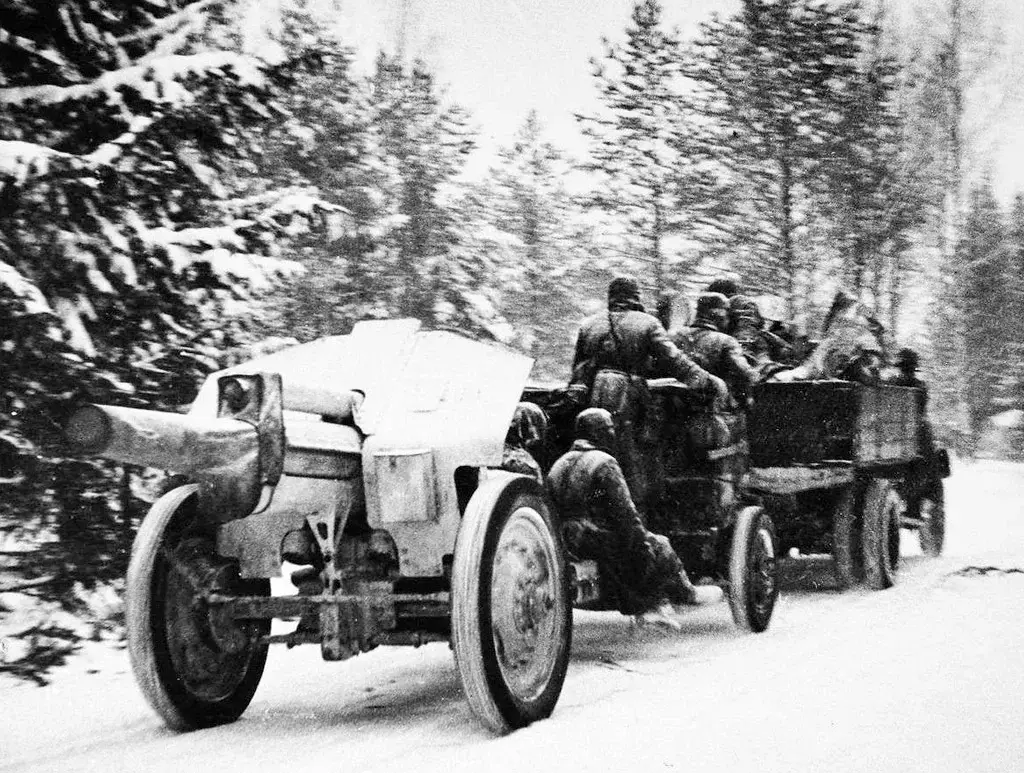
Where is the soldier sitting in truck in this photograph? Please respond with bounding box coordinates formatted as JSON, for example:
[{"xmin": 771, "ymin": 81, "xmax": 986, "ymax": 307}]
[
  {"xmin": 547, "ymin": 408, "xmax": 719, "ymax": 628},
  {"xmin": 728, "ymin": 295, "xmax": 796, "ymax": 373},
  {"xmin": 887, "ymin": 347, "xmax": 925, "ymax": 389},
  {"xmin": 672, "ymin": 292, "xmax": 760, "ymax": 408}
]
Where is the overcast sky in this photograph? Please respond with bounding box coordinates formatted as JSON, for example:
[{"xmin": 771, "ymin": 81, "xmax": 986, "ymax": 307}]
[
  {"xmin": 331, "ymin": 0, "xmax": 1024, "ymax": 200},
  {"xmin": 337, "ymin": 0, "xmax": 734, "ymax": 167}
]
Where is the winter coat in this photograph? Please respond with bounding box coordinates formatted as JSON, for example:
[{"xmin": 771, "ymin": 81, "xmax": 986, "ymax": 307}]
[
  {"xmin": 570, "ymin": 308, "xmax": 713, "ymax": 508},
  {"xmin": 571, "ymin": 308, "xmax": 710, "ymax": 390},
  {"xmin": 500, "ymin": 445, "xmax": 543, "ymax": 484},
  {"xmin": 673, "ymin": 322, "xmax": 758, "ymax": 405},
  {"xmin": 546, "ymin": 439, "xmax": 689, "ymax": 614}
]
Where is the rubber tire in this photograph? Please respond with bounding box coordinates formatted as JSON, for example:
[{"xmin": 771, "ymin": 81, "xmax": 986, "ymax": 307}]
[
  {"xmin": 830, "ymin": 485, "xmax": 863, "ymax": 589},
  {"xmin": 126, "ymin": 485, "xmax": 270, "ymax": 730},
  {"xmin": 728, "ymin": 506, "xmax": 779, "ymax": 633},
  {"xmin": 918, "ymin": 483, "xmax": 946, "ymax": 557},
  {"xmin": 451, "ymin": 472, "xmax": 572, "ymax": 734},
  {"xmin": 861, "ymin": 479, "xmax": 903, "ymax": 590}
]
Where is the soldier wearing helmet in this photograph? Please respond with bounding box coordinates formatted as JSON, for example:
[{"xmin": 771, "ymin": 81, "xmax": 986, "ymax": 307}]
[
  {"xmin": 546, "ymin": 408, "xmax": 718, "ymax": 625},
  {"xmin": 728, "ymin": 294, "xmax": 795, "ymax": 374},
  {"xmin": 672, "ymin": 292, "xmax": 759, "ymax": 407},
  {"xmin": 889, "ymin": 347, "xmax": 925, "ymax": 389},
  {"xmin": 500, "ymin": 402, "xmax": 548, "ymax": 483},
  {"xmin": 569, "ymin": 276, "xmax": 726, "ymax": 512}
]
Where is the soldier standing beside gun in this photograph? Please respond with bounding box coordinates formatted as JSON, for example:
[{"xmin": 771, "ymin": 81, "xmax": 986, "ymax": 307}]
[{"xmin": 569, "ymin": 276, "xmax": 727, "ymax": 514}]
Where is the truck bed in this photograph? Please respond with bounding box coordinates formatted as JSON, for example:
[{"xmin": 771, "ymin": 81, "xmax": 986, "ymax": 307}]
[{"xmin": 748, "ymin": 381, "xmax": 924, "ymax": 468}]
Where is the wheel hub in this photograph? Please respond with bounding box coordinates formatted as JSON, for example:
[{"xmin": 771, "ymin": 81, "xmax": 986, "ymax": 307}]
[
  {"xmin": 490, "ymin": 507, "xmax": 563, "ymax": 703},
  {"xmin": 751, "ymin": 528, "xmax": 777, "ymax": 615},
  {"xmin": 162, "ymin": 538, "xmax": 259, "ymax": 701}
]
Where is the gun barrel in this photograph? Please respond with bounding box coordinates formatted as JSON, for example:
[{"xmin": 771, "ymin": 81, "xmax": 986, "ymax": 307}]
[
  {"xmin": 65, "ymin": 404, "xmax": 257, "ymax": 473},
  {"xmin": 281, "ymin": 382, "xmax": 363, "ymax": 421}
]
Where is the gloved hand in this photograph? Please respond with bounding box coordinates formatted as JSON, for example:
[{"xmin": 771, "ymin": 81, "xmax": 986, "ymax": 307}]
[
  {"xmin": 565, "ymin": 383, "xmax": 589, "ymax": 407},
  {"xmin": 707, "ymin": 374, "xmax": 729, "ymax": 411}
]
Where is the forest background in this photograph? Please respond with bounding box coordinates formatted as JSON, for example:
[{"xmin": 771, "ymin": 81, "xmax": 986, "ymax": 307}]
[{"xmin": 1, "ymin": 0, "xmax": 1023, "ymax": 677}]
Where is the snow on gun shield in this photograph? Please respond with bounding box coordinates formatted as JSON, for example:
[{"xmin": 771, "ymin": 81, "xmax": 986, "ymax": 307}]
[{"xmin": 62, "ymin": 320, "xmax": 572, "ymax": 735}]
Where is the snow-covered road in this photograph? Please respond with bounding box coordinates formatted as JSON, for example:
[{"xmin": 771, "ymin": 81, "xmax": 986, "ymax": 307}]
[{"xmin": 3, "ymin": 461, "xmax": 1024, "ymax": 773}]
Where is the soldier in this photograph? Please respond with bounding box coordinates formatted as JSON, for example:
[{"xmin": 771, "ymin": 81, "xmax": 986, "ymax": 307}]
[
  {"xmin": 888, "ymin": 347, "xmax": 925, "ymax": 389},
  {"xmin": 500, "ymin": 402, "xmax": 547, "ymax": 484},
  {"xmin": 673, "ymin": 292, "xmax": 759, "ymax": 407},
  {"xmin": 886, "ymin": 347, "xmax": 935, "ymax": 450},
  {"xmin": 570, "ymin": 276, "xmax": 726, "ymax": 511},
  {"xmin": 728, "ymin": 294, "xmax": 795, "ymax": 374},
  {"xmin": 546, "ymin": 408, "xmax": 718, "ymax": 627}
]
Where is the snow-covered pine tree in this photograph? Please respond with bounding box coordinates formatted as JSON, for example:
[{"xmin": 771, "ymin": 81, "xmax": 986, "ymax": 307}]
[
  {"xmin": 246, "ymin": 2, "xmax": 403, "ymax": 339},
  {"xmin": 1004, "ymin": 195, "xmax": 1024, "ymax": 456},
  {"xmin": 959, "ymin": 182, "xmax": 1014, "ymax": 441},
  {"xmin": 685, "ymin": 0, "xmax": 877, "ymax": 318},
  {"xmin": 477, "ymin": 111, "xmax": 598, "ymax": 377},
  {"xmin": 578, "ymin": 0, "xmax": 705, "ymax": 297},
  {"xmin": 819, "ymin": 17, "xmax": 925, "ymax": 334},
  {"xmin": 370, "ymin": 53, "xmax": 500, "ymax": 336},
  {"xmin": 895, "ymin": 0, "xmax": 1011, "ymax": 452},
  {"xmin": 0, "ymin": 0, "xmax": 334, "ymax": 679},
  {"xmin": 929, "ymin": 180, "xmax": 1011, "ymax": 456}
]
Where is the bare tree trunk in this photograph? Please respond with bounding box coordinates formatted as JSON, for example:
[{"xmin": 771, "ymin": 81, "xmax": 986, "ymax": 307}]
[
  {"xmin": 652, "ymin": 192, "xmax": 665, "ymax": 296},
  {"xmin": 942, "ymin": 0, "xmax": 972, "ymax": 449},
  {"xmin": 888, "ymin": 246, "xmax": 902, "ymax": 341},
  {"xmin": 779, "ymin": 156, "xmax": 797, "ymax": 319},
  {"xmin": 871, "ymin": 245, "xmax": 884, "ymax": 318}
]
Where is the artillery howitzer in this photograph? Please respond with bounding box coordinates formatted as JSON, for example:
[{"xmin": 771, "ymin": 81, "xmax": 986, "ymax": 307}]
[{"xmin": 65, "ymin": 320, "xmax": 571, "ymax": 734}]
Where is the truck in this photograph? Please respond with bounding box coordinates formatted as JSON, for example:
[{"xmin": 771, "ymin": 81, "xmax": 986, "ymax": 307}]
[{"xmin": 746, "ymin": 380, "xmax": 950, "ymax": 589}]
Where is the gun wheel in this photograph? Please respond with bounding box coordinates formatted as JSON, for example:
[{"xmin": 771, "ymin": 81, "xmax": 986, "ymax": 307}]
[
  {"xmin": 861, "ymin": 479, "xmax": 903, "ymax": 590},
  {"xmin": 452, "ymin": 474, "xmax": 572, "ymax": 734},
  {"xmin": 127, "ymin": 485, "xmax": 270, "ymax": 731},
  {"xmin": 728, "ymin": 506, "xmax": 779, "ymax": 633}
]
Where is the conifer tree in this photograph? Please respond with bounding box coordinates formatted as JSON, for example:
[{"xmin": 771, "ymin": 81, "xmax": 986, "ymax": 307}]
[
  {"xmin": 249, "ymin": 4, "xmax": 397, "ymax": 339},
  {"xmin": 821, "ymin": 19, "xmax": 924, "ymax": 332},
  {"xmin": 0, "ymin": 0, "xmax": 333, "ymax": 678},
  {"xmin": 578, "ymin": 0, "xmax": 703, "ymax": 295},
  {"xmin": 477, "ymin": 111, "xmax": 597, "ymax": 377},
  {"xmin": 1003, "ymin": 194, "xmax": 1024, "ymax": 456},
  {"xmin": 370, "ymin": 53, "xmax": 499, "ymax": 336},
  {"xmin": 949, "ymin": 181, "xmax": 1012, "ymax": 443},
  {"xmin": 685, "ymin": 0, "xmax": 874, "ymax": 317}
]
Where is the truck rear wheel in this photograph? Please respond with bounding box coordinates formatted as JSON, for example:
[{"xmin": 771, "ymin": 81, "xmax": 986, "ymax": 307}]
[
  {"xmin": 728, "ymin": 506, "xmax": 779, "ymax": 633},
  {"xmin": 451, "ymin": 473, "xmax": 572, "ymax": 734},
  {"xmin": 127, "ymin": 485, "xmax": 270, "ymax": 730},
  {"xmin": 917, "ymin": 484, "xmax": 946, "ymax": 557},
  {"xmin": 861, "ymin": 479, "xmax": 902, "ymax": 590},
  {"xmin": 830, "ymin": 485, "xmax": 863, "ymax": 589}
]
